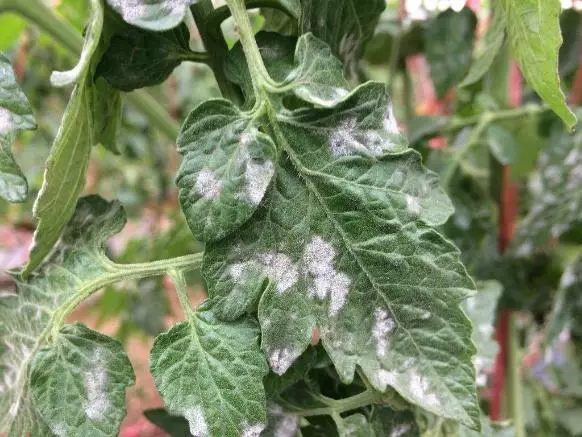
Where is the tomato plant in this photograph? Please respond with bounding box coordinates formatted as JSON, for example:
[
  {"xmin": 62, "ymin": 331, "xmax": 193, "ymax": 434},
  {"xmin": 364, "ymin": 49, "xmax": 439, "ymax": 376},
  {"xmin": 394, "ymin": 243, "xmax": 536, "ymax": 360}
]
[{"xmin": 0, "ymin": 0, "xmax": 581, "ymax": 436}]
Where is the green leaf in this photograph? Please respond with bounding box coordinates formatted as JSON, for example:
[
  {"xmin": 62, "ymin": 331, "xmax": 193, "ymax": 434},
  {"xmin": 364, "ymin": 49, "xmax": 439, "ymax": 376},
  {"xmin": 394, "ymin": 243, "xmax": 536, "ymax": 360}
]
[
  {"xmin": 486, "ymin": 125, "xmax": 519, "ymax": 165},
  {"xmin": 300, "ymin": 0, "xmax": 385, "ymax": 77},
  {"xmin": 29, "ymin": 323, "xmax": 135, "ymax": 437},
  {"xmin": 500, "ymin": 0, "xmax": 576, "ymax": 129},
  {"xmin": 0, "ymin": 52, "xmax": 36, "ymax": 203},
  {"xmin": 338, "ymin": 413, "xmax": 375, "ymax": 437},
  {"xmin": 0, "ymin": 196, "xmax": 128, "ymax": 436},
  {"xmin": 144, "ymin": 409, "xmax": 191, "ymax": 437},
  {"xmin": 457, "ymin": 416, "xmax": 515, "ymax": 437},
  {"xmin": 512, "ymin": 115, "xmax": 582, "ymax": 255},
  {"xmin": 460, "ymin": 6, "xmax": 506, "ymax": 87},
  {"xmin": 369, "ymin": 406, "xmax": 419, "ymax": 437},
  {"xmin": 97, "ymin": 22, "xmax": 199, "ymax": 91},
  {"xmin": 462, "ymin": 280, "xmax": 502, "ymax": 387},
  {"xmin": 203, "ymin": 83, "xmax": 479, "ymax": 428},
  {"xmin": 24, "ymin": 0, "xmax": 119, "ymax": 275},
  {"xmin": 106, "ymin": 0, "xmax": 197, "ymax": 31},
  {"xmin": 176, "ymin": 99, "xmax": 277, "ymax": 242},
  {"xmin": 149, "ymin": 301, "xmax": 269, "ymax": 437},
  {"xmin": 425, "ymin": 8, "xmax": 477, "ymax": 98}
]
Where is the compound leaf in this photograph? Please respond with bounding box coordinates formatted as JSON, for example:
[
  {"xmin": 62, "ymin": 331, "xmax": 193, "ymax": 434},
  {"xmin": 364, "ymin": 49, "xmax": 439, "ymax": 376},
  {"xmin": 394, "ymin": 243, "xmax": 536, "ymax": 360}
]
[
  {"xmin": 300, "ymin": 0, "xmax": 385, "ymax": 77},
  {"xmin": 176, "ymin": 99, "xmax": 277, "ymax": 242},
  {"xmin": 501, "ymin": 0, "xmax": 576, "ymax": 129},
  {"xmin": 203, "ymin": 82, "xmax": 479, "ymax": 428},
  {"xmin": 29, "ymin": 323, "xmax": 135, "ymax": 437},
  {"xmin": 0, "ymin": 52, "xmax": 36, "ymax": 203},
  {"xmin": 97, "ymin": 22, "xmax": 198, "ymax": 91},
  {"xmin": 0, "ymin": 196, "xmax": 128, "ymax": 436},
  {"xmin": 106, "ymin": 0, "xmax": 198, "ymax": 31},
  {"xmin": 149, "ymin": 301, "xmax": 268, "ymax": 437},
  {"xmin": 425, "ymin": 7, "xmax": 477, "ymax": 98}
]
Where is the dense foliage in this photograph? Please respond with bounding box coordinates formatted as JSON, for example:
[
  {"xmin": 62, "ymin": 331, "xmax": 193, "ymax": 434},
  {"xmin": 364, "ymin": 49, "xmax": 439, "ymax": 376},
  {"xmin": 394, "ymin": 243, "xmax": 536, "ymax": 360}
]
[{"xmin": 1, "ymin": 0, "xmax": 582, "ymax": 436}]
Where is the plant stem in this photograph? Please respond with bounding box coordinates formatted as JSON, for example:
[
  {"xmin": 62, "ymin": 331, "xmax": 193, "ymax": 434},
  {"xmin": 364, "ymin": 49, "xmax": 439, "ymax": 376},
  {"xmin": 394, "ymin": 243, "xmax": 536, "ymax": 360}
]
[
  {"xmin": 0, "ymin": 0, "xmax": 181, "ymax": 141},
  {"xmin": 508, "ymin": 313, "xmax": 526, "ymax": 437},
  {"xmin": 443, "ymin": 104, "xmax": 547, "ymax": 134},
  {"xmin": 191, "ymin": 0, "xmax": 242, "ymax": 105},
  {"xmin": 294, "ymin": 389, "xmax": 381, "ymax": 417},
  {"xmin": 212, "ymin": 0, "xmax": 298, "ymax": 27},
  {"xmin": 169, "ymin": 268, "xmax": 194, "ymax": 317},
  {"xmin": 226, "ymin": 0, "xmax": 274, "ymax": 100}
]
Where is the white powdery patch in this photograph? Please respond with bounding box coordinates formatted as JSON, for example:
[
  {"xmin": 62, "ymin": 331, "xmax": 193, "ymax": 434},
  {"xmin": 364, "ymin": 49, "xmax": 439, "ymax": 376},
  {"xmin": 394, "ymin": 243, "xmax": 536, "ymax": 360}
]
[
  {"xmin": 240, "ymin": 422, "xmax": 265, "ymax": 437},
  {"xmin": 295, "ymin": 87, "xmax": 349, "ymax": 107},
  {"xmin": 0, "ymin": 107, "xmax": 12, "ymax": 133},
  {"xmin": 383, "ymin": 104, "xmax": 400, "ymax": 135},
  {"xmin": 329, "ymin": 118, "xmax": 398, "ymax": 158},
  {"xmin": 409, "ymin": 370, "xmax": 440, "ymax": 407},
  {"xmin": 376, "ymin": 369, "xmax": 397, "ymax": 388},
  {"xmin": 229, "ymin": 263, "xmax": 247, "ymax": 282},
  {"xmin": 257, "ymin": 252, "xmax": 299, "ymax": 294},
  {"xmin": 107, "ymin": 0, "xmax": 148, "ymax": 22},
  {"xmin": 268, "ymin": 348, "xmax": 296, "ymax": 375},
  {"xmin": 195, "ymin": 169, "xmax": 222, "ymax": 199},
  {"xmin": 303, "ymin": 236, "xmax": 351, "ymax": 316},
  {"xmin": 241, "ymin": 160, "xmax": 274, "ymax": 206},
  {"xmin": 50, "ymin": 423, "xmax": 67, "ymax": 437},
  {"xmin": 391, "ymin": 423, "xmax": 411, "ymax": 437},
  {"xmin": 372, "ymin": 309, "xmax": 395, "ymax": 357},
  {"xmin": 275, "ymin": 415, "xmax": 299, "ymax": 437},
  {"xmin": 405, "ymin": 195, "xmax": 421, "ymax": 216},
  {"xmin": 184, "ymin": 405, "xmax": 209, "ymax": 437},
  {"xmin": 84, "ymin": 348, "xmax": 111, "ymax": 420}
]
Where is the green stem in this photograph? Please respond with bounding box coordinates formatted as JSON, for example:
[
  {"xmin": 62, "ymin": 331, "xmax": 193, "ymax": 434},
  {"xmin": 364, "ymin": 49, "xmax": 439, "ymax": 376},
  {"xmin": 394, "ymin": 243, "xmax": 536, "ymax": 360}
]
[
  {"xmin": 191, "ymin": 0, "xmax": 242, "ymax": 104},
  {"xmin": 509, "ymin": 313, "xmax": 526, "ymax": 437},
  {"xmin": 226, "ymin": 0, "xmax": 275, "ymax": 100},
  {"xmin": 387, "ymin": 30, "xmax": 403, "ymax": 97},
  {"xmin": 212, "ymin": 0, "xmax": 297, "ymax": 27},
  {"xmin": 169, "ymin": 268, "xmax": 194, "ymax": 317},
  {"xmin": 294, "ymin": 389, "xmax": 381, "ymax": 417},
  {"xmin": 0, "ymin": 0, "xmax": 181, "ymax": 141}
]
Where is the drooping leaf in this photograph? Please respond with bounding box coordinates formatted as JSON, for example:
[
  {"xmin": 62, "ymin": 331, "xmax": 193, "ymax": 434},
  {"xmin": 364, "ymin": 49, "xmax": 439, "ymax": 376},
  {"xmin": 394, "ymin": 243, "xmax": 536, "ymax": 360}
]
[
  {"xmin": 29, "ymin": 323, "xmax": 135, "ymax": 437},
  {"xmin": 176, "ymin": 99, "xmax": 277, "ymax": 242},
  {"xmin": 500, "ymin": 0, "xmax": 577, "ymax": 129},
  {"xmin": 300, "ymin": 0, "xmax": 385, "ymax": 77},
  {"xmin": 202, "ymin": 82, "xmax": 479, "ymax": 428},
  {"xmin": 0, "ymin": 52, "xmax": 36, "ymax": 203},
  {"xmin": 486, "ymin": 125, "xmax": 519, "ymax": 165},
  {"xmin": 97, "ymin": 22, "xmax": 200, "ymax": 91},
  {"xmin": 149, "ymin": 301, "xmax": 269, "ymax": 437},
  {"xmin": 460, "ymin": 6, "xmax": 506, "ymax": 87},
  {"xmin": 369, "ymin": 406, "xmax": 419, "ymax": 437},
  {"xmin": 462, "ymin": 281, "xmax": 502, "ymax": 387},
  {"xmin": 106, "ymin": 0, "xmax": 198, "ymax": 31},
  {"xmin": 512, "ymin": 114, "xmax": 582, "ymax": 255},
  {"xmin": 144, "ymin": 409, "xmax": 191, "ymax": 437},
  {"xmin": 425, "ymin": 7, "xmax": 477, "ymax": 98},
  {"xmin": 25, "ymin": 0, "xmax": 120, "ymax": 275},
  {"xmin": 0, "ymin": 196, "xmax": 128, "ymax": 436}
]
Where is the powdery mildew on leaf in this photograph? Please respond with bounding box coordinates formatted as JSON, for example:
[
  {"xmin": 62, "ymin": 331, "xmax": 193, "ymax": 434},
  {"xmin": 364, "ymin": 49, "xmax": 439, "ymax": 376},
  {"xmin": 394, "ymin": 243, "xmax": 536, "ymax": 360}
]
[
  {"xmin": 372, "ymin": 309, "xmax": 396, "ymax": 358},
  {"xmin": 241, "ymin": 422, "xmax": 265, "ymax": 437},
  {"xmin": 84, "ymin": 349, "xmax": 111, "ymax": 420},
  {"xmin": 184, "ymin": 406, "xmax": 209, "ymax": 437},
  {"xmin": 195, "ymin": 169, "xmax": 222, "ymax": 199},
  {"xmin": 107, "ymin": 0, "xmax": 197, "ymax": 31}
]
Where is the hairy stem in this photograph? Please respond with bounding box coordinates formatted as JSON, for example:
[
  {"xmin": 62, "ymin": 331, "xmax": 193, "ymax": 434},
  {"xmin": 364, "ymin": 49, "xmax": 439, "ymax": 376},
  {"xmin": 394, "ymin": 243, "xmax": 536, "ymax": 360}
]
[
  {"xmin": 293, "ymin": 389, "xmax": 381, "ymax": 417},
  {"xmin": 0, "ymin": 0, "xmax": 181, "ymax": 141},
  {"xmin": 169, "ymin": 268, "xmax": 194, "ymax": 317}
]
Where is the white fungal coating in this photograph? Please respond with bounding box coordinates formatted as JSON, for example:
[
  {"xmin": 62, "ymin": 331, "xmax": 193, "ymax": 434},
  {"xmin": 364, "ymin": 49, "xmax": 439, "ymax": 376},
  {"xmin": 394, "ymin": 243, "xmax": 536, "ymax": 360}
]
[
  {"xmin": 383, "ymin": 104, "xmax": 400, "ymax": 134},
  {"xmin": 50, "ymin": 423, "xmax": 67, "ymax": 437},
  {"xmin": 391, "ymin": 424, "xmax": 411, "ymax": 437},
  {"xmin": 0, "ymin": 107, "xmax": 12, "ymax": 133},
  {"xmin": 405, "ymin": 195, "xmax": 421, "ymax": 216},
  {"xmin": 329, "ymin": 118, "xmax": 398, "ymax": 158},
  {"xmin": 275, "ymin": 415, "xmax": 299, "ymax": 437},
  {"xmin": 257, "ymin": 252, "xmax": 299, "ymax": 294},
  {"xmin": 372, "ymin": 309, "xmax": 395, "ymax": 357},
  {"xmin": 240, "ymin": 422, "xmax": 265, "ymax": 437},
  {"xmin": 304, "ymin": 236, "xmax": 351, "ymax": 316},
  {"xmin": 376, "ymin": 369, "xmax": 397, "ymax": 388},
  {"xmin": 84, "ymin": 349, "xmax": 110, "ymax": 420},
  {"xmin": 184, "ymin": 405, "xmax": 209, "ymax": 437},
  {"xmin": 409, "ymin": 370, "xmax": 440, "ymax": 407},
  {"xmin": 195, "ymin": 169, "xmax": 222, "ymax": 199},
  {"xmin": 229, "ymin": 263, "xmax": 247, "ymax": 282},
  {"xmin": 242, "ymin": 160, "xmax": 274, "ymax": 206},
  {"xmin": 268, "ymin": 348, "xmax": 296, "ymax": 375}
]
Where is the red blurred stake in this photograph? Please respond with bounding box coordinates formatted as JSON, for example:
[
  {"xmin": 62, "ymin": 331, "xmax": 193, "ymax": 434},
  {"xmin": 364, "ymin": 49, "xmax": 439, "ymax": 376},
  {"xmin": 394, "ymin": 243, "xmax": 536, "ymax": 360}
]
[{"xmin": 490, "ymin": 62, "xmax": 522, "ymax": 421}]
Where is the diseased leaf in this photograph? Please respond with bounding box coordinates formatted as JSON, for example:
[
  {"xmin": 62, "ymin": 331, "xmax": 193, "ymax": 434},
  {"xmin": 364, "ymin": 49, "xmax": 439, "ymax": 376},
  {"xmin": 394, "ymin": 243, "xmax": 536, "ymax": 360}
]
[
  {"xmin": 460, "ymin": 6, "xmax": 506, "ymax": 87},
  {"xmin": 513, "ymin": 114, "xmax": 582, "ymax": 255},
  {"xmin": 25, "ymin": 0, "xmax": 120, "ymax": 275},
  {"xmin": 176, "ymin": 99, "xmax": 277, "ymax": 242},
  {"xmin": 300, "ymin": 0, "xmax": 385, "ymax": 77},
  {"xmin": 260, "ymin": 404, "xmax": 300, "ymax": 437},
  {"xmin": 462, "ymin": 281, "xmax": 502, "ymax": 387},
  {"xmin": 0, "ymin": 196, "xmax": 128, "ymax": 436},
  {"xmin": 0, "ymin": 52, "xmax": 36, "ymax": 203},
  {"xmin": 500, "ymin": 0, "xmax": 576, "ymax": 129},
  {"xmin": 149, "ymin": 301, "xmax": 269, "ymax": 437},
  {"xmin": 97, "ymin": 22, "xmax": 198, "ymax": 91},
  {"xmin": 486, "ymin": 125, "xmax": 519, "ymax": 165},
  {"xmin": 106, "ymin": 0, "xmax": 198, "ymax": 31},
  {"xmin": 202, "ymin": 82, "xmax": 479, "ymax": 428},
  {"xmin": 425, "ymin": 8, "xmax": 477, "ymax": 98},
  {"xmin": 29, "ymin": 323, "xmax": 135, "ymax": 437},
  {"xmin": 338, "ymin": 413, "xmax": 375, "ymax": 437},
  {"xmin": 369, "ymin": 406, "xmax": 419, "ymax": 437}
]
